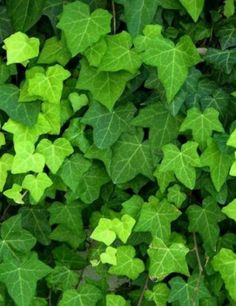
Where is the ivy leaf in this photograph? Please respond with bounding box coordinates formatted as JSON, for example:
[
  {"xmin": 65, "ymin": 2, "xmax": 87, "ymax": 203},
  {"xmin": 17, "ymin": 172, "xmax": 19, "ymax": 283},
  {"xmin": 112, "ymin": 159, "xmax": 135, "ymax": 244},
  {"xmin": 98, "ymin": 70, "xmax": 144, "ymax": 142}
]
[
  {"xmin": 167, "ymin": 184, "xmax": 186, "ymax": 208},
  {"xmin": 109, "ymin": 245, "xmax": 145, "ymax": 280},
  {"xmin": 179, "ymin": 0, "xmax": 204, "ymax": 22},
  {"xmin": 148, "ymin": 237, "xmax": 189, "ymax": 281},
  {"xmin": 204, "ymin": 48, "xmax": 236, "ymax": 74},
  {"xmin": 57, "ymin": 1, "xmax": 111, "ymax": 57},
  {"xmin": 110, "ymin": 128, "xmax": 153, "ymax": 184},
  {"xmin": 11, "ymin": 141, "xmax": 45, "ymax": 174},
  {"xmin": 27, "ymin": 64, "xmax": 70, "ymax": 104},
  {"xmin": 36, "ymin": 138, "xmax": 73, "ymax": 174},
  {"xmin": 47, "ymin": 265, "xmax": 78, "ymax": 291},
  {"xmin": 82, "ymin": 102, "xmax": 136, "ymax": 149},
  {"xmin": 180, "ymin": 107, "xmax": 224, "ymax": 148},
  {"xmin": 3, "ymin": 32, "xmax": 39, "ymax": 65},
  {"xmin": 154, "ymin": 165, "xmax": 175, "ymax": 193},
  {"xmin": 116, "ymin": 0, "xmax": 159, "ymax": 36},
  {"xmin": 49, "ymin": 202, "xmax": 85, "ymax": 249},
  {"xmin": 217, "ymin": 24, "xmax": 236, "ymax": 50},
  {"xmin": 160, "ymin": 141, "xmax": 201, "ymax": 189},
  {"xmin": 6, "ymin": 0, "xmax": 45, "ymax": 32},
  {"xmin": 0, "ymin": 215, "xmax": 36, "ymax": 261},
  {"xmin": 98, "ymin": 31, "xmax": 142, "ymax": 73},
  {"xmin": 144, "ymin": 283, "xmax": 170, "ymax": 306},
  {"xmin": 224, "ymin": 0, "xmax": 235, "ymax": 18},
  {"xmin": 187, "ymin": 197, "xmax": 225, "ymax": 253},
  {"xmin": 58, "ymin": 153, "xmax": 91, "ymax": 192},
  {"xmin": 112, "ymin": 214, "xmax": 136, "ymax": 243},
  {"xmin": 100, "ymin": 246, "xmax": 117, "ymax": 265},
  {"xmin": 90, "ymin": 218, "xmax": 116, "ymax": 246},
  {"xmin": 0, "ymin": 153, "xmax": 13, "ymax": 191},
  {"xmin": 38, "ymin": 37, "xmax": 71, "ymax": 66},
  {"xmin": 134, "ymin": 196, "xmax": 181, "ymax": 241},
  {"xmin": 0, "ymin": 84, "xmax": 40, "ymax": 126},
  {"xmin": 222, "ymin": 199, "xmax": 236, "ymax": 222},
  {"xmin": 3, "ymin": 184, "xmax": 24, "ymax": 204},
  {"xmin": 0, "ymin": 252, "xmax": 51, "ymax": 306},
  {"xmin": 106, "ymin": 294, "xmax": 128, "ymax": 306},
  {"xmin": 168, "ymin": 275, "xmax": 210, "ymax": 306},
  {"xmin": 59, "ymin": 284, "xmax": 102, "ymax": 306},
  {"xmin": 142, "ymin": 35, "xmax": 201, "ymax": 102},
  {"xmin": 200, "ymin": 139, "xmax": 233, "ymax": 191},
  {"xmin": 77, "ymin": 59, "xmax": 133, "ymax": 110},
  {"xmin": 22, "ymin": 173, "xmax": 53, "ymax": 203},
  {"xmin": 212, "ymin": 248, "xmax": 236, "ymax": 302}
]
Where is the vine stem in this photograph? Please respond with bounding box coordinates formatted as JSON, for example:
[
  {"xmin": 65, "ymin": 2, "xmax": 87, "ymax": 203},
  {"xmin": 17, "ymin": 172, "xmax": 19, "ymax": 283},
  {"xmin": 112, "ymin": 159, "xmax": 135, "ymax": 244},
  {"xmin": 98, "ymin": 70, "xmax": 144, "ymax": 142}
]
[
  {"xmin": 111, "ymin": 1, "xmax": 116, "ymax": 34},
  {"xmin": 192, "ymin": 232, "xmax": 203, "ymax": 306},
  {"xmin": 137, "ymin": 275, "xmax": 149, "ymax": 306}
]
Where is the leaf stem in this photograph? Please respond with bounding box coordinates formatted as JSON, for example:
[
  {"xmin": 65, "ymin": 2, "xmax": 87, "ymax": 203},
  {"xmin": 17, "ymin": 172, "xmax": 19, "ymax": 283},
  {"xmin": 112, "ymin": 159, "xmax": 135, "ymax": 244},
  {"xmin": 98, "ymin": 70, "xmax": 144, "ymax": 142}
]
[
  {"xmin": 137, "ymin": 275, "xmax": 149, "ymax": 306},
  {"xmin": 111, "ymin": 1, "xmax": 116, "ymax": 34},
  {"xmin": 192, "ymin": 232, "xmax": 203, "ymax": 306}
]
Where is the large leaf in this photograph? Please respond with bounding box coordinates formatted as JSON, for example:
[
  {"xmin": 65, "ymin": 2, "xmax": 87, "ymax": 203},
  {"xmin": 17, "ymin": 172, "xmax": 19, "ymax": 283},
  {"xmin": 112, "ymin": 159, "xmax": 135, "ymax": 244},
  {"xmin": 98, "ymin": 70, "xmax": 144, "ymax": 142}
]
[{"xmin": 179, "ymin": 0, "xmax": 204, "ymax": 22}]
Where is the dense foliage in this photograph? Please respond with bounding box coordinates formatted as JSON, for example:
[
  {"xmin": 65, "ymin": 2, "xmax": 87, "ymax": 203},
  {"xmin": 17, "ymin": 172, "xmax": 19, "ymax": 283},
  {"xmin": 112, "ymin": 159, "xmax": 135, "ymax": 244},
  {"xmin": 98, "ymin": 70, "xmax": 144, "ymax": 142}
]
[{"xmin": 0, "ymin": 0, "xmax": 236, "ymax": 305}]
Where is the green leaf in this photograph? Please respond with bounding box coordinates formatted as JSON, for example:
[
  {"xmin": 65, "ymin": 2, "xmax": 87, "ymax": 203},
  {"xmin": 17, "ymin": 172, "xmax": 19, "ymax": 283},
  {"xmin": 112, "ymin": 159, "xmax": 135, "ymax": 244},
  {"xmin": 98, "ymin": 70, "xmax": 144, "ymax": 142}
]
[
  {"xmin": 204, "ymin": 48, "xmax": 236, "ymax": 74},
  {"xmin": 212, "ymin": 248, "xmax": 236, "ymax": 302},
  {"xmin": 168, "ymin": 275, "xmax": 210, "ymax": 306},
  {"xmin": 134, "ymin": 196, "xmax": 181, "ymax": 241},
  {"xmin": 187, "ymin": 197, "xmax": 225, "ymax": 252},
  {"xmin": 0, "ymin": 84, "xmax": 40, "ymax": 126},
  {"xmin": 142, "ymin": 35, "xmax": 201, "ymax": 102},
  {"xmin": 167, "ymin": 184, "xmax": 186, "ymax": 208},
  {"xmin": 180, "ymin": 107, "xmax": 224, "ymax": 148},
  {"xmin": 110, "ymin": 128, "xmax": 153, "ymax": 184},
  {"xmin": 12, "ymin": 141, "xmax": 45, "ymax": 174},
  {"xmin": 179, "ymin": 0, "xmax": 204, "ymax": 22},
  {"xmin": 27, "ymin": 64, "xmax": 70, "ymax": 104},
  {"xmin": 200, "ymin": 138, "xmax": 233, "ymax": 191},
  {"xmin": 160, "ymin": 141, "xmax": 201, "ymax": 189},
  {"xmin": 22, "ymin": 172, "xmax": 53, "ymax": 203},
  {"xmin": 100, "ymin": 246, "xmax": 117, "ymax": 265},
  {"xmin": 117, "ymin": 0, "xmax": 159, "ymax": 36},
  {"xmin": 90, "ymin": 218, "xmax": 116, "ymax": 246},
  {"xmin": 82, "ymin": 102, "xmax": 136, "ymax": 149},
  {"xmin": 6, "ymin": 0, "xmax": 46, "ymax": 32},
  {"xmin": 109, "ymin": 245, "xmax": 145, "ymax": 280},
  {"xmin": 0, "ymin": 252, "xmax": 51, "ymax": 306},
  {"xmin": 3, "ymin": 32, "xmax": 39, "ymax": 65},
  {"xmin": 3, "ymin": 184, "xmax": 24, "ymax": 204},
  {"xmin": 222, "ymin": 199, "xmax": 236, "ymax": 222},
  {"xmin": 224, "ymin": 0, "xmax": 235, "ymax": 18},
  {"xmin": 106, "ymin": 294, "xmax": 128, "ymax": 306},
  {"xmin": 57, "ymin": 1, "xmax": 111, "ymax": 57},
  {"xmin": 217, "ymin": 24, "xmax": 236, "ymax": 50},
  {"xmin": 112, "ymin": 214, "xmax": 136, "ymax": 243},
  {"xmin": 38, "ymin": 37, "xmax": 71, "ymax": 66},
  {"xmin": 49, "ymin": 202, "xmax": 85, "ymax": 248},
  {"xmin": 36, "ymin": 138, "xmax": 73, "ymax": 174},
  {"xmin": 98, "ymin": 31, "xmax": 141, "ymax": 73},
  {"xmin": 59, "ymin": 284, "xmax": 102, "ymax": 306},
  {"xmin": 47, "ymin": 265, "xmax": 78, "ymax": 291},
  {"xmin": 0, "ymin": 215, "xmax": 36, "ymax": 261},
  {"xmin": 148, "ymin": 237, "xmax": 189, "ymax": 281},
  {"xmin": 144, "ymin": 283, "xmax": 170, "ymax": 306},
  {"xmin": 154, "ymin": 165, "xmax": 175, "ymax": 193},
  {"xmin": 77, "ymin": 59, "xmax": 133, "ymax": 110}
]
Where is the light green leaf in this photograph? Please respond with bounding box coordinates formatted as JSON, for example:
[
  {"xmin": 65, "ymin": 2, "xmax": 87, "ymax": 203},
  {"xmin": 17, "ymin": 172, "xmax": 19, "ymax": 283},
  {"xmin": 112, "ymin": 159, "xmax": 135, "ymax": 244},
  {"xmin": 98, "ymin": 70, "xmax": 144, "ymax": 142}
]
[
  {"xmin": 82, "ymin": 102, "xmax": 136, "ymax": 149},
  {"xmin": 109, "ymin": 245, "xmax": 145, "ymax": 280},
  {"xmin": 112, "ymin": 214, "xmax": 136, "ymax": 243},
  {"xmin": 144, "ymin": 283, "xmax": 170, "ymax": 306},
  {"xmin": 98, "ymin": 31, "xmax": 141, "ymax": 73},
  {"xmin": 179, "ymin": 0, "xmax": 204, "ymax": 22},
  {"xmin": 27, "ymin": 64, "xmax": 70, "ymax": 104},
  {"xmin": 3, "ymin": 184, "xmax": 24, "ymax": 204},
  {"xmin": 59, "ymin": 284, "xmax": 102, "ymax": 306},
  {"xmin": 77, "ymin": 59, "xmax": 133, "ymax": 110},
  {"xmin": 90, "ymin": 218, "xmax": 116, "ymax": 246},
  {"xmin": 212, "ymin": 248, "xmax": 236, "ymax": 302},
  {"xmin": 168, "ymin": 275, "xmax": 210, "ymax": 306},
  {"xmin": 110, "ymin": 128, "xmax": 153, "ymax": 184},
  {"xmin": 38, "ymin": 37, "xmax": 71, "ymax": 66},
  {"xmin": 187, "ymin": 197, "xmax": 225, "ymax": 252},
  {"xmin": 3, "ymin": 32, "xmax": 39, "ymax": 65},
  {"xmin": 142, "ymin": 35, "xmax": 201, "ymax": 102},
  {"xmin": 222, "ymin": 199, "xmax": 236, "ymax": 221},
  {"xmin": 0, "ymin": 215, "xmax": 36, "ymax": 261},
  {"xmin": 224, "ymin": 0, "xmax": 235, "ymax": 18},
  {"xmin": 135, "ymin": 196, "xmax": 181, "ymax": 241},
  {"xmin": 106, "ymin": 294, "xmax": 128, "ymax": 306},
  {"xmin": 0, "ymin": 252, "xmax": 51, "ymax": 306},
  {"xmin": 167, "ymin": 184, "xmax": 186, "ymax": 208},
  {"xmin": 36, "ymin": 138, "xmax": 73, "ymax": 174},
  {"xmin": 227, "ymin": 128, "xmax": 236, "ymax": 148},
  {"xmin": 0, "ymin": 153, "xmax": 13, "ymax": 191},
  {"xmin": 200, "ymin": 138, "xmax": 233, "ymax": 191},
  {"xmin": 12, "ymin": 141, "xmax": 45, "ymax": 174},
  {"xmin": 148, "ymin": 237, "xmax": 189, "ymax": 280},
  {"xmin": 100, "ymin": 246, "xmax": 117, "ymax": 265},
  {"xmin": 49, "ymin": 202, "xmax": 85, "ymax": 249},
  {"xmin": 22, "ymin": 173, "xmax": 53, "ymax": 203},
  {"xmin": 180, "ymin": 107, "xmax": 224, "ymax": 148},
  {"xmin": 160, "ymin": 141, "xmax": 201, "ymax": 189},
  {"xmin": 57, "ymin": 1, "xmax": 111, "ymax": 57}
]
